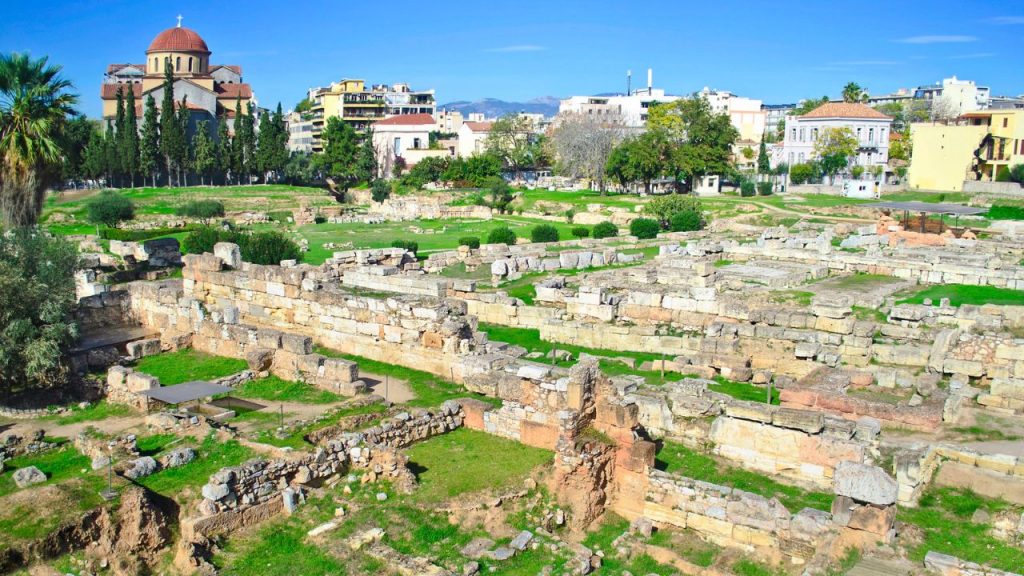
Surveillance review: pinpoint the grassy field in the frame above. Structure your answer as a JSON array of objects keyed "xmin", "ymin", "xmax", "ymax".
[
  {"xmin": 135, "ymin": 349, "xmax": 248, "ymax": 385},
  {"xmin": 898, "ymin": 487, "xmax": 1024, "ymax": 572},
  {"xmin": 136, "ymin": 434, "xmax": 254, "ymax": 499},
  {"xmin": 655, "ymin": 441, "xmax": 832, "ymax": 512},
  {"xmin": 581, "ymin": 514, "xmax": 678, "ymax": 575},
  {"xmin": 298, "ymin": 215, "xmax": 584, "ymax": 264},
  {"xmin": 406, "ymin": 428, "xmax": 552, "ymax": 501},
  {"xmin": 896, "ymin": 284, "xmax": 1024, "ymax": 307},
  {"xmin": 315, "ymin": 347, "xmax": 501, "ymax": 409},
  {"xmin": 233, "ymin": 375, "xmax": 346, "ymax": 405},
  {"xmin": 42, "ymin": 400, "xmax": 134, "ymax": 425},
  {"xmin": 0, "ymin": 444, "xmax": 108, "ymax": 541}
]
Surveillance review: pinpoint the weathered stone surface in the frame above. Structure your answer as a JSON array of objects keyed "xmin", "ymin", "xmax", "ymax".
[
  {"xmin": 160, "ymin": 447, "xmax": 196, "ymax": 468},
  {"xmin": 12, "ymin": 465, "xmax": 46, "ymax": 488},
  {"xmin": 833, "ymin": 461, "xmax": 897, "ymax": 505},
  {"xmin": 124, "ymin": 456, "xmax": 159, "ymax": 480}
]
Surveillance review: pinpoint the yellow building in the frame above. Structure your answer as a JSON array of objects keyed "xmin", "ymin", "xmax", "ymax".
[
  {"xmin": 307, "ymin": 79, "xmax": 435, "ymax": 152},
  {"xmin": 909, "ymin": 110, "xmax": 1024, "ymax": 191}
]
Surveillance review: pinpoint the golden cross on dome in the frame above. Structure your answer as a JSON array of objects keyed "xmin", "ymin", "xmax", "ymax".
[{"xmin": 176, "ymin": 14, "xmax": 183, "ymax": 28}]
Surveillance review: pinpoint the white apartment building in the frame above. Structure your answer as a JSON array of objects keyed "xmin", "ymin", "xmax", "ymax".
[
  {"xmin": 915, "ymin": 76, "xmax": 991, "ymax": 117},
  {"xmin": 435, "ymin": 109, "xmax": 463, "ymax": 134},
  {"xmin": 559, "ymin": 69, "xmax": 679, "ymax": 128},
  {"xmin": 286, "ymin": 111, "xmax": 314, "ymax": 154},
  {"xmin": 372, "ymin": 113, "xmax": 447, "ymax": 177},
  {"xmin": 456, "ymin": 121, "xmax": 492, "ymax": 157},
  {"xmin": 780, "ymin": 102, "xmax": 893, "ymax": 170}
]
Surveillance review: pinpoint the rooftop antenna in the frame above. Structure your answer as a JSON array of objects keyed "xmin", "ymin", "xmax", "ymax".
[
  {"xmin": 176, "ymin": 14, "xmax": 183, "ymax": 28},
  {"xmin": 627, "ymin": 70, "xmax": 632, "ymax": 96}
]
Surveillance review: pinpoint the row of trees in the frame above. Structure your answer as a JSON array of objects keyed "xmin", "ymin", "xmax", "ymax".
[{"xmin": 77, "ymin": 67, "xmax": 290, "ymax": 188}]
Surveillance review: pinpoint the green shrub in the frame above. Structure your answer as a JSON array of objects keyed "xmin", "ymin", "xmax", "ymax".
[
  {"xmin": 669, "ymin": 209, "xmax": 703, "ymax": 232},
  {"xmin": 996, "ymin": 166, "xmax": 1011, "ymax": 182},
  {"xmin": 0, "ymin": 230, "xmax": 78, "ymax": 394},
  {"xmin": 988, "ymin": 205, "xmax": 1024, "ymax": 220},
  {"xmin": 571, "ymin": 226, "xmax": 590, "ymax": 239},
  {"xmin": 183, "ymin": 227, "xmax": 301, "ymax": 265},
  {"xmin": 789, "ymin": 162, "xmax": 817, "ymax": 185},
  {"xmin": 487, "ymin": 177, "xmax": 513, "ymax": 213},
  {"xmin": 564, "ymin": 208, "xmax": 576, "ymax": 223},
  {"xmin": 757, "ymin": 181, "xmax": 773, "ymax": 196},
  {"xmin": 486, "ymin": 226, "xmax": 517, "ymax": 245},
  {"xmin": 740, "ymin": 181, "xmax": 756, "ymax": 197},
  {"xmin": 1010, "ymin": 164, "xmax": 1024, "ymax": 184},
  {"xmin": 592, "ymin": 221, "xmax": 618, "ymax": 239},
  {"xmin": 241, "ymin": 231, "xmax": 301, "ymax": 265},
  {"xmin": 371, "ymin": 179, "xmax": 391, "ymax": 203},
  {"xmin": 458, "ymin": 236, "xmax": 480, "ymax": 249},
  {"xmin": 629, "ymin": 217, "xmax": 660, "ymax": 239},
  {"xmin": 644, "ymin": 194, "xmax": 701, "ymax": 222},
  {"xmin": 313, "ymin": 214, "xmax": 327, "ymax": 224},
  {"xmin": 850, "ymin": 165, "xmax": 865, "ymax": 180},
  {"xmin": 175, "ymin": 200, "xmax": 224, "ymax": 221},
  {"xmin": 530, "ymin": 224, "xmax": 560, "ymax": 243},
  {"xmin": 391, "ymin": 239, "xmax": 419, "ymax": 255},
  {"xmin": 86, "ymin": 191, "xmax": 134, "ymax": 228}
]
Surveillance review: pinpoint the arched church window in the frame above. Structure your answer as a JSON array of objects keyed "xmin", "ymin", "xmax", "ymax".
[
  {"xmin": 176, "ymin": 57, "xmax": 181, "ymax": 72},
  {"xmin": 188, "ymin": 57, "xmax": 193, "ymax": 72}
]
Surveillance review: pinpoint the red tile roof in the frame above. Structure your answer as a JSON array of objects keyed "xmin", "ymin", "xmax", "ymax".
[
  {"xmin": 215, "ymin": 83, "xmax": 253, "ymax": 99},
  {"xmin": 801, "ymin": 102, "xmax": 891, "ymax": 120},
  {"xmin": 100, "ymin": 83, "xmax": 144, "ymax": 99},
  {"xmin": 147, "ymin": 26, "xmax": 210, "ymax": 54},
  {"xmin": 374, "ymin": 113, "xmax": 436, "ymax": 126},
  {"xmin": 464, "ymin": 121, "xmax": 493, "ymax": 132}
]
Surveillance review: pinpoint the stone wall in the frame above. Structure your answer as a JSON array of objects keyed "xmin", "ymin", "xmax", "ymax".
[
  {"xmin": 925, "ymin": 551, "xmax": 1024, "ymax": 576},
  {"xmin": 198, "ymin": 402, "xmax": 465, "ymax": 515}
]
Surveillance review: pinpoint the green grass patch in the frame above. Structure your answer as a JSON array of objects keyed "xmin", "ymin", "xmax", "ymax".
[
  {"xmin": 253, "ymin": 402, "xmax": 387, "ymax": 449},
  {"xmin": 714, "ymin": 259, "xmax": 733, "ymax": 267},
  {"xmin": 827, "ymin": 273, "xmax": 902, "ymax": 290},
  {"xmin": 233, "ymin": 375, "xmax": 346, "ymax": 405},
  {"xmin": 709, "ymin": 376, "xmax": 779, "ymax": 405},
  {"xmin": 135, "ymin": 348, "xmax": 248, "ymax": 385},
  {"xmin": 899, "ymin": 487, "xmax": 1024, "ymax": 572},
  {"xmin": 648, "ymin": 526, "xmax": 721, "ymax": 567},
  {"xmin": 851, "ymin": 305, "xmax": 889, "ymax": 323},
  {"xmin": 217, "ymin": 514, "xmax": 348, "ymax": 575},
  {"xmin": 768, "ymin": 290, "xmax": 814, "ymax": 306},
  {"xmin": 406, "ymin": 428, "xmax": 552, "ymax": 501},
  {"xmin": 655, "ymin": 441, "xmax": 832, "ymax": 512},
  {"xmin": 135, "ymin": 433, "xmax": 180, "ymax": 456},
  {"xmin": 136, "ymin": 434, "xmax": 254, "ymax": 498},
  {"xmin": 986, "ymin": 204, "xmax": 1024, "ymax": 220},
  {"xmin": 582, "ymin": 514, "xmax": 677, "ymax": 575},
  {"xmin": 950, "ymin": 425, "xmax": 1021, "ymax": 442},
  {"xmin": 477, "ymin": 323, "xmax": 662, "ymax": 366},
  {"xmin": 896, "ymin": 284, "xmax": 1024, "ymax": 307},
  {"xmin": 315, "ymin": 347, "xmax": 500, "ymax": 409},
  {"xmin": 732, "ymin": 558, "xmax": 786, "ymax": 576},
  {"xmin": 43, "ymin": 400, "xmax": 134, "ymax": 425},
  {"xmin": 0, "ymin": 443, "xmax": 93, "ymax": 498}
]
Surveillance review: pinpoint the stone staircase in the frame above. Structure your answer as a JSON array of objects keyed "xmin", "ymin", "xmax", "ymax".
[{"xmin": 847, "ymin": 556, "xmax": 916, "ymax": 576}]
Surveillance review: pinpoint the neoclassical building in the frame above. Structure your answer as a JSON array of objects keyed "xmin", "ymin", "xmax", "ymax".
[{"xmin": 101, "ymin": 19, "xmax": 256, "ymax": 132}]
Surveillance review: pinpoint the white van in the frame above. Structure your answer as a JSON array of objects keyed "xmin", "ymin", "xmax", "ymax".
[{"xmin": 842, "ymin": 180, "xmax": 880, "ymax": 199}]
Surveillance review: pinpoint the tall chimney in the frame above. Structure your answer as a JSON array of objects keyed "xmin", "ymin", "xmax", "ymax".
[
  {"xmin": 647, "ymin": 68, "xmax": 653, "ymax": 91},
  {"xmin": 627, "ymin": 70, "xmax": 632, "ymax": 95}
]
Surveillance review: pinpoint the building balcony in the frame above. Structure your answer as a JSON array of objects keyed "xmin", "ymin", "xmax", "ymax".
[{"xmin": 342, "ymin": 94, "xmax": 385, "ymax": 104}]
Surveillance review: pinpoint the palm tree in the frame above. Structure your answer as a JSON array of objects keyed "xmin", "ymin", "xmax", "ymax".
[
  {"xmin": 0, "ymin": 53, "xmax": 78, "ymax": 228},
  {"xmin": 841, "ymin": 82, "xmax": 869, "ymax": 104}
]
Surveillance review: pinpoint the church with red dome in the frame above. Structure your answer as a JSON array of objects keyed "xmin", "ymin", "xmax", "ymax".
[{"xmin": 100, "ymin": 18, "xmax": 256, "ymax": 131}]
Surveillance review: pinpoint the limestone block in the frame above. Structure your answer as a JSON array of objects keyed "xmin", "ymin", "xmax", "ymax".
[
  {"xmin": 772, "ymin": 408, "xmax": 823, "ymax": 434},
  {"xmin": 281, "ymin": 333, "xmax": 313, "ymax": 355},
  {"xmin": 942, "ymin": 358, "xmax": 984, "ymax": 378},
  {"xmin": 846, "ymin": 504, "xmax": 895, "ymax": 534},
  {"xmin": 724, "ymin": 402, "xmax": 774, "ymax": 424},
  {"xmin": 126, "ymin": 372, "xmax": 159, "ymax": 392},
  {"xmin": 214, "ymin": 242, "xmax": 242, "ymax": 269},
  {"xmin": 126, "ymin": 338, "xmax": 162, "ymax": 360},
  {"xmin": 833, "ymin": 461, "xmax": 897, "ymax": 506}
]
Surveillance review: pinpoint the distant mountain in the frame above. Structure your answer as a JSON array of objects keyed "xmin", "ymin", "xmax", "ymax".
[{"xmin": 438, "ymin": 96, "xmax": 561, "ymax": 119}]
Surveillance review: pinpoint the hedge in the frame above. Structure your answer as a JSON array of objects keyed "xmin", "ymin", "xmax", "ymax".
[
  {"xmin": 458, "ymin": 236, "xmax": 481, "ymax": 249},
  {"xmin": 530, "ymin": 224, "xmax": 560, "ymax": 243},
  {"xmin": 487, "ymin": 226, "xmax": 517, "ymax": 246},
  {"xmin": 592, "ymin": 221, "xmax": 618, "ymax": 239},
  {"xmin": 629, "ymin": 218, "xmax": 660, "ymax": 239}
]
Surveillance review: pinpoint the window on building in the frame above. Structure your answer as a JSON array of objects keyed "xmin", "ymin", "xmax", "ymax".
[
  {"xmin": 798, "ymin": 152, "xmax": 805, "ymax": 163},
  {"xmin": 1004, "ymin": 117, "xmax": 1009, "ymax": 128},
  {"xmin": 413, "ymin": 137, "xmax": 421, "ymax": 149},
  {"xmin": 799, "ymin": 128, "xmax": 805, "ymax": 142},
  {"xmin": 188, "ymin": 58, "xmax": 193, "ymax": 72},
  {"xmin": 789, "ymin": 152, "xmax": 794, "ymax": 164},
  {"xmin": 791, "ymin": 128, "xmax": 796, "ymax": 141},
  {"xmin": 393, "ymin": 137, "xmax": 401, "ymax": 155},
  {"xmin": 857, "ymin": 127, "xmax": 862, "ymax": 141},
  {"xmin": 812, "ymin": 128, "xmax": 818, "ymax": 141},
  {"xmin": 175, "ymin": 57, "xmax": 181, "ymax": 72}
]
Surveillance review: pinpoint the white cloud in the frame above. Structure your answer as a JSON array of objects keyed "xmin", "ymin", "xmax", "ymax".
[
  {"xmin": 987, "ymin": 16, "xmax": 1024, "ymax": 24},
  {"xmin": 827, "ymin": 60, "xmax": 901, "ymax": 66},
  {"xmin": 950, "ymin": 52, "xmax": 996, "ymax": 59},
  {"xmin": 897, "ymin": 35, "xmax": 977, "ymax": 44},
  {"xmin": 484, "ymin": 45, "xmax": 546, "ymax": 53}
]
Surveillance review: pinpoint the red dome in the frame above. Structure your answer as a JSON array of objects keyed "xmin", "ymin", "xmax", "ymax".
[{"xmin": 147, "ymin": 26, "xmax": 210, "ymax": 54}]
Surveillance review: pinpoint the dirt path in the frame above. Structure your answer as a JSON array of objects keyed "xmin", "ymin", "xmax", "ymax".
[
  {"xmin": 359, "ymin": 370, "xmax": 415, "ymax": 403},
  {"xmin": 729, "ymin": 198, "xmax": 875, "ymax": 223},
  {"xmin": 5, "ymin": 415, "xmax": 143, "ymax": 440}
]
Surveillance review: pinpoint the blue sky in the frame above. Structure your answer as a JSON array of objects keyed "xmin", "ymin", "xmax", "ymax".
[{"xmin": 3, "ymin": 0, "xmax": 1023, "ymax": 118}]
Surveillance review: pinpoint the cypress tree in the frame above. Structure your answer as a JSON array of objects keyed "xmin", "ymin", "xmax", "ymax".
[
  {"xmin": 103, "ymin": 122, "xmax": 118, "ymax": 186},
  {"xmin": 256, "ymin": 109, "xmax": 273, "ymax": 180},
  {"xmin": 83, "ymin": 130, "xmax": 107, "ymax": 181},
  {"xmin": 272, "ymin": 102, "xmax": 289, "ymax": 180},
  {"xmin": 159, "ymin": 66, "xmax": 180, "ymax": 186},
  {"xmin": 231, "ymin": 98, "xmax": 244, "ymax": 183},
  {"xmin": 123, "ymin": 87, "xmax": 140, "ymax": 187},
  {"xmin": 175, "ymin": 95, "xmax": 191, "ymax": 186},
  {"xmin": 114, "ymin": 89, "xmax": 126, "ymax": 186},
  {"xmin": 216, "ymin": 115, "xmax": 231, "ymax": 185},
  {"xmin": 140, "ymin": 95, "xmax": 160, "ymax": 187},
  {"xmin": 192, "ymin": 120, "xmax": 215, "ymax": 186},
  {"xmin": 241, "ymin": 102, "xmax": 257, "ymax": 183},
  {"xmin": 357, "ymin": 128, "xmax": 377, "ymax": 182}
]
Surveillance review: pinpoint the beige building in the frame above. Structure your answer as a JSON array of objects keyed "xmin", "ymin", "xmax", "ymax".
[
  {"xmin": 371, "ymin": 114, "xmax": 448, "ymax": 178},
  {"xmin": 456, "ymin": 121, "xmax": 492, "ymax": 157},
  {"xmin": 307, "ymin": 79, "xmax": 435, "ymax": 152},
  {"xmin": 908, "ymin": 110, "xmax": 1024, "ymax": 191}
]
